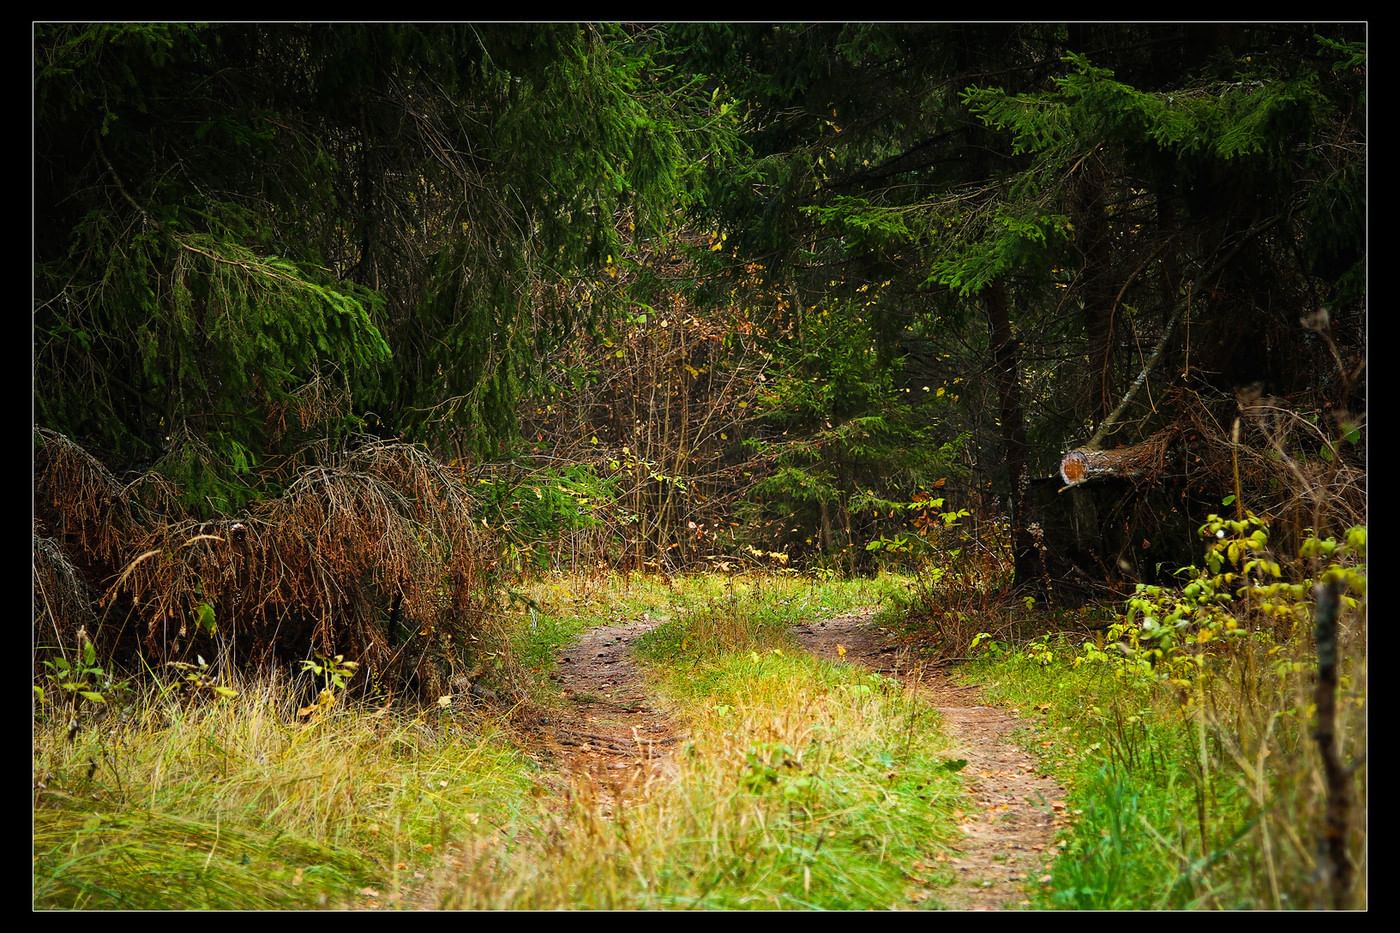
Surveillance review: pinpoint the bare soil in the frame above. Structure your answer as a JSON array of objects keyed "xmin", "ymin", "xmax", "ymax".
[
  {"xmin": 528, "ymin": 617, "xmax": 679, "ymax": 812},
  {"xmin": 793, "ymin": 608, "xmax": 1068, "ymax": 911}
]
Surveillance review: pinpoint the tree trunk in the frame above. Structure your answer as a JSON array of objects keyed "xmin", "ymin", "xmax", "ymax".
[
  {"xmin": 1071, "ymin": 153, "xmax": 1117, "ymax": 428},
  {"xmin": 985, "ymin": 283, "xmax": 1045, "ymax": 591},
  {"xmin": 1060, "ymin": 430, "xmax": 1172, "ymax": 486}
]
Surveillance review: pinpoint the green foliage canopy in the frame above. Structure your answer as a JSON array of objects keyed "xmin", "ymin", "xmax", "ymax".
[{"xmin": 35, "ymin": 24, "xmax": 734, "ymax": 509}]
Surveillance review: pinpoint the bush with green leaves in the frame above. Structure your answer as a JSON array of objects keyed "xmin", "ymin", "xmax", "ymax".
[
  {"xmin": 36, "ymin": 636, "xmax": 110, "ymax": 716},
  {"xmin": 1078, "ymin": 511, "xmax": 1366, "ymax": 684},
  {"xmin": 476, "ymin": 463, "xmax": 625, "ymax": 571}
]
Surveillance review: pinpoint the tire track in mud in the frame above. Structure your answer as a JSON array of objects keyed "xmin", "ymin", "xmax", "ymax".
[
  {"xmin": 793, "ymin": 608, "xmax": 1067, "ymax": 911},
  {"xmin": 528, "ymin": 617, "xmax": 679, "ymax": 812}
]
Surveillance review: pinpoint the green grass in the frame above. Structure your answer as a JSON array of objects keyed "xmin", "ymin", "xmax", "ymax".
[
  {"xmin": 513, "ymin": 570, "xmax": 909, "ymax": 692},
  {"xmin": 436, "ymin": 578, "xmax": 965, "ymax": 909},
  {"xmin": 33, "ymin": 679, "xmax": 535, "ymax": 909},
  {"xmin": 36, "ymin": 570, "xmax": 958, "ymax": 911},
  {"xmin": 960, "ymin": 635, "xmax": 1365, "ymax": 910}
]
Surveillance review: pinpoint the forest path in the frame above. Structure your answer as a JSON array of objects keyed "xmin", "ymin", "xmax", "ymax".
[
  {"xmin": 793, "ymin": 609, "xmax": 1067, "ymax": 911},
  {"xmin": 528, "ymin": 616, "xmax": 679, "ymax": 813}
]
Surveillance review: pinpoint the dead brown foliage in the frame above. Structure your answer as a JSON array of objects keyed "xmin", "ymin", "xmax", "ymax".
[
  {"xmin": 516, "ymin": 287, "xmax": 769, "ymax": 572},
  {"xmin": 33, "ymin": 430, "xmax": 518, "ymax": 700},
  {"xmin": 1176, "ymin": 385, "xmax": 1365, "ymax": 555},
  {"xmin": 32, "ymin": 527, "xmax": 97, "ymax": 655}
]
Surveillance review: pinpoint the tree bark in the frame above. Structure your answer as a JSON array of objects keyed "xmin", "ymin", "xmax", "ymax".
[
  {"xmin": 1312, "ymin": 579, "xmax": 1355, "ymax": 908},
  {"xmin": 985, "ymin": 282, "xmax": 1045, "ymax": 591},
  {"xmin": 1071, "ymin": 152, "xmax": 1117, "ymax": 428}
]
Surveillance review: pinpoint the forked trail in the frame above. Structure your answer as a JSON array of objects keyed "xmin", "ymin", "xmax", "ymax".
[{"xmin": 539, "ymin": 606, "xmax": 1066, "ymax": 909}]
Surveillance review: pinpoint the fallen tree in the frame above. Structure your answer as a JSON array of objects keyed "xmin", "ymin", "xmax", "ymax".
[{"xmin": 1060, "ymin": 430, "xmax": 1174, "ymax": 488}]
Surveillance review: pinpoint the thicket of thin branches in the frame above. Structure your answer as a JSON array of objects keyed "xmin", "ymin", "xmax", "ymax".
[{"xmin": 511, "ymin": 285, "xmax": 771, "ymax": 573}]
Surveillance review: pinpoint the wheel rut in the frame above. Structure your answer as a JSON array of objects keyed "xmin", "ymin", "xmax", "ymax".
[
  {"xmin": 793, "ymin": 608, "xmax": 1068, "ymax": 911},
  {"xmin": 529, "ymin": 617, "xmax": 679, "ymax": 812}
]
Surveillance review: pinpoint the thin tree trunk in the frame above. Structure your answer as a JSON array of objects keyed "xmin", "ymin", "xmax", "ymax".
[
  {"xmin": 1071, "ymin": 153, "xmax": 1116, "ymax": 428},
  {"xmin": 985, "ymin": 282, "xmax": 1045, "ymax": 591},
  {"xmin": 1312, "ymin": 580, "xmax": 1354, "ymax": 908}
]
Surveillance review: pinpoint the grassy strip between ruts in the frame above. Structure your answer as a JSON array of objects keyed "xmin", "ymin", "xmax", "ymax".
[
  {"xmin": 510, "ymin": 570, "xmax": 910, "ymax": 691},
  {"xmin": 34, "ymin": 678, "xmax": 535, "ymax": 910},
  {"xmin": 435, "ymin": 581, "xmax": 966, "ymax": 909}
]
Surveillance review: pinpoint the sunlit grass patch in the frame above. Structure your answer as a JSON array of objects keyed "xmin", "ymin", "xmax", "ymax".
[{"xmin": 33, "ymin": 678, "xmax": 535, "ymax": 910}]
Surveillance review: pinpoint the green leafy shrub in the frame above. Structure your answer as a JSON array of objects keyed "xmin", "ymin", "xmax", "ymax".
[{"xmin": 1079, "ymin": 512, "xmax": 1366, "ymax": 684}]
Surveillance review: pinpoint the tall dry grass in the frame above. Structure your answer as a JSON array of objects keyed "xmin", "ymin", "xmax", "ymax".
[{"xmin": 34, "ymin": 675, "xmax": 533, "ymax": 909}]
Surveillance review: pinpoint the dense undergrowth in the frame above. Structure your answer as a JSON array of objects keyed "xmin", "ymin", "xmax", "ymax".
[
  {"xmin": 34, "ymin": 430, "xmax": 517, "ymax": 703},
  {"xmin": 33, "ymin": 502, "xmax": 1367, "ymax": 911}
]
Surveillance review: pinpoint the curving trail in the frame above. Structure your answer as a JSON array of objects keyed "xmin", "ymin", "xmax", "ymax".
[
  {"xmin": 531, "ymin": 617, "xmax": 679, "ymax": 813},
  {"xmin": 793, "ymin": 608, "xmax": 1067, "ymax": 911},
  {"xmin": 527, "ymin": 604, "xmax": 1066, "ymax": 909}
]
